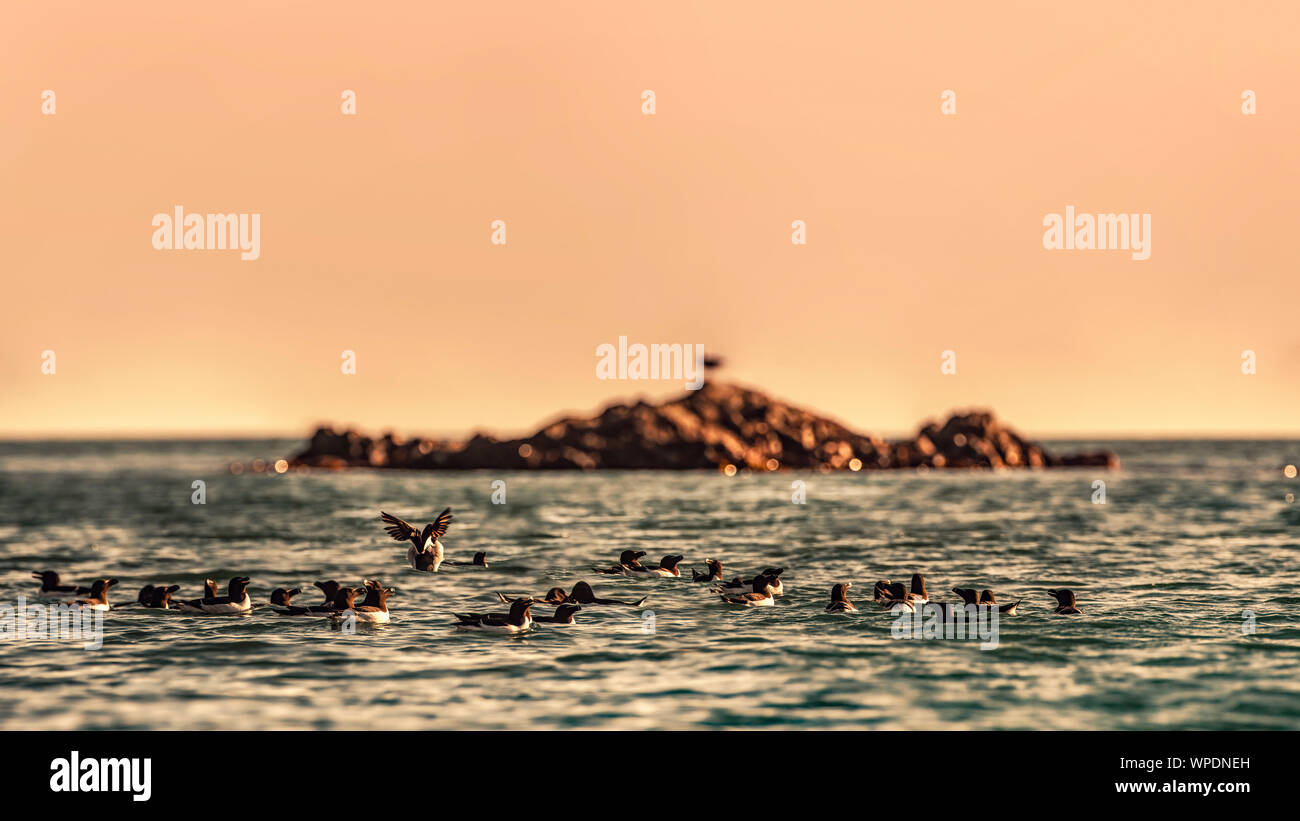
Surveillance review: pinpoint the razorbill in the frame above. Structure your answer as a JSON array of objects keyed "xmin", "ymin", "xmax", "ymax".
[
  {"xmin": 137, "ymin": 584, "xmax": 180, "ymax": 609},
  {"xmin": 31, "ymin": 571, "xmax": 91, "ymax": 599},
  {"xmin": 716, "ymin": 567, "xmax": 785, "ymax": 596},
  {"xmin": 629, "ymin": 554, "xmax": 684, "ymax": 578},
  {"xmin": 980, "ymin": 589, "xmax": 1020, "ymax": 615},
  {"xmin": 496, "ymin": 587, "xmax": 569, "ymax": 606},
  {"xmin": 1048, "ymin": 589, "xmax": 1082, "ymax": 615},
  {"xmin": 453, "ymin": 598, "xmax": 534, "ymax": 633},
  {"xmin": 565, "ymin": 581, "xmax": 647, "ymax": 607},
  {"xmin": 909, "ymin": 573, "xmax": 928, "ymax": 604},
  {"xmin": 532, "ymin": 604, "xmax": 582, "ymax": 625},
  {"xmin": 69, "ymin": 578, "xmax": 118, "ymax": 611},
  {"xmin": 339, "ymin": 579, "xmax": 394, "ymax": 623},
  {"xmin": 271, "ymin": 584, "xmax": 343, "ymax": 617},
  {"xmin": 719, "ymin": 574, "xmax": 777, "ymax": 607},
  {"xmin": 691, "ymin": 558, "xmax": 724, "ymax": 582},
  {"xmin": 380, "ymin": 507, "xmax": 453, "ymax": 572},
  {"xmin": 445, "ymin": 551, "xmax": 489, "ymax": 568},
  {"xmin": 879, "ymin": 581, "xmax": 915, "ymax": 613},
  {"xmin": 594, "ymin": 550, "xmax": 647, "ymax": 575},
  {"xmin": 825, "ymin": 582, "xmax": 858, "ymax": 613},
  {"xmin": 173, "ymin": 576, "xmax": 252, "ymax": 614},
  {"xmin": 312, "ymin": 580, "xmax": 342, "ymax": 606}
]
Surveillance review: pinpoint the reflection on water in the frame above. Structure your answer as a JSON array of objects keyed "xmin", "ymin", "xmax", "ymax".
[{"xmin": 0, "ymin": 438, "xmax": 1297, "ymax": 730}]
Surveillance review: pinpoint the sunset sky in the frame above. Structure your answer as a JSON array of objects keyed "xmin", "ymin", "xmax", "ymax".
[{"xmin": 2, "ymin": 1, "xmax": 1298, "ymax": 438}]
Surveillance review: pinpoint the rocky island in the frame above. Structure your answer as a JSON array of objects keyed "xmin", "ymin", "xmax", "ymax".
[{"xmin": 286, "ymin": 382, "xmax": 1117, "ymax": 472}]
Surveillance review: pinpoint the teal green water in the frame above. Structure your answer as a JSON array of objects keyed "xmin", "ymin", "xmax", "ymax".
[{"xmin": 1, "ymin": 439, "xmax": 1297, "ymax": 730}]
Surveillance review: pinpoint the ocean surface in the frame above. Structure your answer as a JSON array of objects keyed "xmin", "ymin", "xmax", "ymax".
[{"xmin": 0, "ymin": 438, "xmax": 1297, "ymax": 731}]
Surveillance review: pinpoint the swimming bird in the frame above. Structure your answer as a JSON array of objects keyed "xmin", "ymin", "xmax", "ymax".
[
  {"xmin": 270, "ymin": 585, "xmax": 342, "ymax": 617},
  {"xmin": 594, "ymin": 550, "xmax": 646, "ymax": 575},
  {"xmin": 137, "ymin": 584, "xmax": 180, "ymax": 609},
  {"xmin": 173, "ymin": 576, "xmax": 252, "ymax": 614},
  {"xmin": 32, "ymin": 571, "xmax": 91, "ymax": 599},
  {"xmin": 825, "ymin": 582, "xmax": 858, "ymax": 613},
  {"xmin": 692, "ymin": 558, "xmax": 724, "ymax": 582},
  {"xmin": 879, "ymin": 581, "xmax": 915, "ymax": 613},
  {"xmin": 445, "ymin": 551, "xmax": 489, "ymax": 568},
  {"xmin": 951, "ymin": 587, "xmax": 980, "ymax": 606},
  {"xmin": 980, "ymin": 589, "xmax": 1020, "ymax": 615},
  {"xmin": 873, "ymin": 580, "xmax": 894, "ymax": 602},
  {"xmin": 565, "ymin": 581, "xmax": 647, "ymax": 607},
  {"xmin": 268, "ymin": 587, "xmax": 303, "ymax": 609},
  {"xmin": 1048, "ymin": 589, "xmax": 1082, "ymax": 615},
  {"xmin": 719, "ymin": 574, "xmax": 777, "ymax": 607},
  {"xmin": 496, "ymin": 587, "xmax": 569, "ymax": 606},
  {"xmin": 68, "ymin": 578, "xmax": 118, "ymax": 611},
  {"xmin": 380, "ymin": 507, "xmax": 452, "ymax": 572},
  {"xmin": 630, "ymin": 554, "xmax": 684, "ymax": 578},
  {"xmin": 755, "ymin": 568, "xmax": 785, "ymax": 596},
  {"xmin": 532, "ymin": 604, "xmax": 582, "ymax": 625},
  {"xmin": 312, "ymin": 580, "xmax": 342, "ymax": 606},
  {"xmin": 716, "ymin": 567, "xmax": 785, "ymax": 596},
  {"xmin": 909, "ymin": 573, "xmax": 928, "ymax": 604},
  {"xmin": 328, "ymin": 587, "xmax": 360, "ymax": 611},
  {"xmin": 341, "ymin": 579, "xmax": 394, "ymax": 623},
  {"xmin": 453, "ymin": 598, "xmax": 534, "ymax": 633}
]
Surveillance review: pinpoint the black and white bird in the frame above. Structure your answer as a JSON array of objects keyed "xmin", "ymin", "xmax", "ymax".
[
  {"xmin": 173, "ymin": 576, "xmax": 252, "ymax": 614},
  {"xmin": 380, "ymin": 508, "xmax": 453, "ymax": 572},
  {"xmin": 68, "ymin": 578, "xmax": 119, "ymax": 611},
  {"xmin": 878, "ymin": 581, "xmax": 916, "ymax": 612},
  {"xmin": 629, "ymin": 554, "xmax": 684, "ymax": 578},
  {"xmin": 692, "ymin": 558, "xmax": 724, "ymax": 582},
  {"xmin": 270, "ymin": 584, "xmax": 344, "ymax": 617},
  {"xmin": 532, "ymin": 604, "xmax": 582, "ymax": 625},
  {"xmin": 825, "ymin": 583, "xmax": 858, "ymax": 613},
  {"xmin": 717, "ymin": 567, "xmax": 785, "ymax": 596},
  {"xmin": 453, "ymin": 598, "xmax": 534, "ymax": 633},
  {"xmin": 908, "ymin": 573, "xmax": 928, "ymax": 604},
  {"xmin": 719, "ymin": 574, "xmax": 777, "ymax": 607},
  {"xmin": 1048, "ymin": 589, "xmax": 1082, "ymax": 615},
  {"xmin": 980, "ymin": 589, "xmax": 1020, "ymax": 615},
  {"xmin": 335, "ymin": 579, "xmax": 394, "ymax": 624},
  {"xmin": 496, "ymin": 587, "xmax": 569, "ymax": 606},
  {"xmin": 594, "ymin": 550, "xmax": 647, "ymax": 575},
  {"xmin": 136, "ymin": 584, "xmax": 181, "ymax": 609},
  {"xmin": 32, "ymin": 571, "xmax": 91, "ymax": 599}
]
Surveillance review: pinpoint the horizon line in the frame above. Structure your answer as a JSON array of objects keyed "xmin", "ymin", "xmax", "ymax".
[{"xmin": 2, "ymin": 429, "xmax": 1298, "ymax": 443}]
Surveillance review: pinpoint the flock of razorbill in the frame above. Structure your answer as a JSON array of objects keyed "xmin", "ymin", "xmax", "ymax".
[{"xmin": 27, "ymin": 507, "xmax": 1085, "ymax": 634}]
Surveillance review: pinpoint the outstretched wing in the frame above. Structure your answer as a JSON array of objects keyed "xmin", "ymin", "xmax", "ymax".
[
  {"xmin": 380, "ymin": 511, "xmax": 420, "ymax": 543},
  {"xmin": 430, "ymin": 507, "xmax": 453, "ymax": 540}
]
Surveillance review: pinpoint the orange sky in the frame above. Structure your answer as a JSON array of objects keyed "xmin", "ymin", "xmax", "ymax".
[{"xmin": 2, "ymin": 1, "xmax": 1298, "ymax": 438}]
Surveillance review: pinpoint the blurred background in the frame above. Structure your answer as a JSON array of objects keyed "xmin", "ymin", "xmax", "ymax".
[{"xmin": 2, "ymin": 0, "xmax": 1297, "ymax": 439}]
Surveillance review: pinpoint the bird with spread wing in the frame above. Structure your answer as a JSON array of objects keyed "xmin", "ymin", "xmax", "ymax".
[{"xmin": 380, "ymin": 507, "xmax": 453, "ymax": 572}]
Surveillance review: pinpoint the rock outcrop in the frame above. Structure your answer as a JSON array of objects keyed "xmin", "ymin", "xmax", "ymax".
[{"xmin": 286, "ymin": 382, "xmax": 1117, "ymax": 472}]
